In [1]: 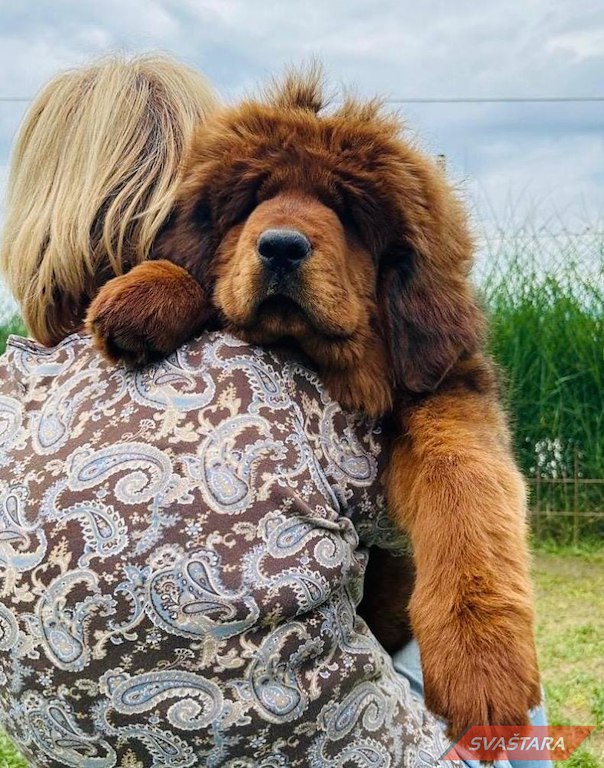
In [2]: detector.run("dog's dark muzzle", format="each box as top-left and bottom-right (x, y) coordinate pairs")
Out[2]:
(257, 229), (311, 276)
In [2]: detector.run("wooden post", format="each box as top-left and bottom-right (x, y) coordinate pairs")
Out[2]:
(573, 447), (580, 547)
(535, 469), (541, 541)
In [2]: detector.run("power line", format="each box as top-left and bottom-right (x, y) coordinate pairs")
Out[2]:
(478, 230), (604, 240)
(387, 96), (604, 104)
(1, 95), (604, 104)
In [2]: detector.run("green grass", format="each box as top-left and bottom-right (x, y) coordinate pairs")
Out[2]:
(484, 253), (603, 482)
(0, 731), (27, 768)
(1, 548), (602, 766)
(0, 315), (26, 353)
(532, 545), (604, 766)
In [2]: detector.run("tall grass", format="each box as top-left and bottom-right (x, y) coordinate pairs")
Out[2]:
(479, 229), (603, 541)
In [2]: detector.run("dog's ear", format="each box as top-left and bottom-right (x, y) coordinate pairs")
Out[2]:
(379, 158), (485, 393)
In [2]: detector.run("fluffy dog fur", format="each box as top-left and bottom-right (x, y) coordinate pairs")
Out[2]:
(86, 69), (540, 737)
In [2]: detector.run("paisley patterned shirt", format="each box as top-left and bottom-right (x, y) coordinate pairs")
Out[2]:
(0, 331), (454, 768)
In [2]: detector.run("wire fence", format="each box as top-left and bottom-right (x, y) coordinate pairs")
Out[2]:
(529, 467), (604, 544)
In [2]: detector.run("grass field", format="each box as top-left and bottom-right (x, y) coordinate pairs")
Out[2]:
(0, 547), (601, 767)
(533, 545), (604, 767)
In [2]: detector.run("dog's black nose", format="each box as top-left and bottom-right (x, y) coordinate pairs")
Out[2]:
(257, 229), (311, 274)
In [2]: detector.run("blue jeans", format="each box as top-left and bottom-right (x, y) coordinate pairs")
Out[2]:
(392, 640), (552, 768)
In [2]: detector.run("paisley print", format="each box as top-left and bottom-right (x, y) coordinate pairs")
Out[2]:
(0, 331), (457, 767)
(0, 601), (18, 651)
(147, 548), (261, 640)
(194, 415), (287, 514)
(0, 484), (48, 572)
(0, 394), (23, 454)
(19, 692), (117, 768)
(109, 669), (223, 729)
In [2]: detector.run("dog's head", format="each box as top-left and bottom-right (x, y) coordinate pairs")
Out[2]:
(156, 69), (485, 395)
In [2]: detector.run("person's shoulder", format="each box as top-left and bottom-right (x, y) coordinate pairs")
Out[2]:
(181, 330), (312, 368)
(2, 331), (86, 379)
(180, 330), (324, 394)
(181, 330), (291, 364)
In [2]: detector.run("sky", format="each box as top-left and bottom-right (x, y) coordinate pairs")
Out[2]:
(0, 0), (603, 317)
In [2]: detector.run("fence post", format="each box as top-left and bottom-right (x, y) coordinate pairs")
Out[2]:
(534, 469), (541, 540)
(573, 447), (579, 547)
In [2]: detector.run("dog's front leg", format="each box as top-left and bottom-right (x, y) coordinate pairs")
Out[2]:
(387, 385), (541, 739)
(86, 260), (212, 366)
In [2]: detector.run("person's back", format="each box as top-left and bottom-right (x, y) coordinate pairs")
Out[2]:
(0, 53), (459, 767)
(0, 328), (455, 766)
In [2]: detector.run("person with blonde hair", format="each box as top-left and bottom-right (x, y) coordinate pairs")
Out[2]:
(1, 54), (217, 345)
(0, 54), (475, 767)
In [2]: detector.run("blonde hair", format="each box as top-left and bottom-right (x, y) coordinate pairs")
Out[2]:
(0, 54), (218, 345)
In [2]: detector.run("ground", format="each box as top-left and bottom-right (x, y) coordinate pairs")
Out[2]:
(0, 547), (602, 767)
(533, 545), (604, 767)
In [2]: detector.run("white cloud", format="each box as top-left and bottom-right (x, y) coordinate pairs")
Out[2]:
(547, 28), (604, 62)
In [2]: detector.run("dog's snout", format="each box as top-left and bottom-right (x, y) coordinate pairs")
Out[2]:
(257, 229), (311, 274)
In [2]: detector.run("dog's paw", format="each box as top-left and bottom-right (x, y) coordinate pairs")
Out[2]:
(85, 260), (209, 367)
(420, 623), (541, 741)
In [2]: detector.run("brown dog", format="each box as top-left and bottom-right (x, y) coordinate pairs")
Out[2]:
(86, 69), (540, 738)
